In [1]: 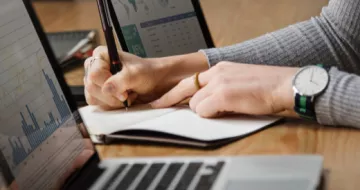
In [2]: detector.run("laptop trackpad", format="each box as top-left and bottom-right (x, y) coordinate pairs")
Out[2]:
(225, 178), (312, 190)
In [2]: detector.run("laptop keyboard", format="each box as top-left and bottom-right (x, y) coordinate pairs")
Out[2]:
(135, 163), (164, 190)
(116, 163), (146, 189)
(95, 160), (225, 190)
(155, 162), (183, 190)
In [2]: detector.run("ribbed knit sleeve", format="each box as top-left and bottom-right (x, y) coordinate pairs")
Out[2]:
(315, 67), (360, 127)
(200, 0), (360, 128)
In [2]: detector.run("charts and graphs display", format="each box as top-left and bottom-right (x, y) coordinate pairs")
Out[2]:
(0, 0), (85, 189)
(111, 0), (209, 57)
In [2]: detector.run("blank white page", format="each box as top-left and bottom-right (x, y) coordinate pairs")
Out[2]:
(79, 104), (178, 135)
(79, 104), (280, 141)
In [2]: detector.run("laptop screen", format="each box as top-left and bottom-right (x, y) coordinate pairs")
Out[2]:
(110, 0), (210, 58)
(0, 0), (95, 189)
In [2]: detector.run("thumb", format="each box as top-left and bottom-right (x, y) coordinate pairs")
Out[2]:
(102, 72), (131, 102)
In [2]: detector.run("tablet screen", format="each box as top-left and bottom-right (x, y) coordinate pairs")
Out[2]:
(111, 0), (210, 58)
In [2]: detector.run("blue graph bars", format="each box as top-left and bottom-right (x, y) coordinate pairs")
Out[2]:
(43, 70), (70, 119)
(9, 70), (71, 166)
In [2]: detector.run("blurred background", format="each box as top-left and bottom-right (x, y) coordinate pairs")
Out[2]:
(31, 0), (329, 86)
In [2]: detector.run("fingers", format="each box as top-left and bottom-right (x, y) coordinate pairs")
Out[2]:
(189, 82), (215, 111)
(150, 77), (197, 108)
(84, 54), (111, 84)
(85, 80), (125, 108)
(87, 58), (112, 86)
(150, 69), (214, 108)
(195, 95), (222, 118)
(92, 46), (110, 62)
(102, 72), (131, 102)
(84, 88), (106, 106)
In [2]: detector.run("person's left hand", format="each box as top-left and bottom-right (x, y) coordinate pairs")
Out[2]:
(150, 61), (300, 118)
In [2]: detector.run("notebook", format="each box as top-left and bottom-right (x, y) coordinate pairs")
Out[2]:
(79, 104), (281, 148)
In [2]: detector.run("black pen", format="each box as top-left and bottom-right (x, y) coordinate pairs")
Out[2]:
(96, 0), (129, 109)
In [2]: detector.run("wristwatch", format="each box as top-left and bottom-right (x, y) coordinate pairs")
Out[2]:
(292, 65), (330, 120)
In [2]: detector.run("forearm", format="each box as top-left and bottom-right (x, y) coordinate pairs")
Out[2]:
(315, 68), (360, 128)
(200, 0), (360, 75)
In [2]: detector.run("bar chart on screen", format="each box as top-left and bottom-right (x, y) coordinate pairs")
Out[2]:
(8, 69), (72, 166)
(0, 1), (84, 189)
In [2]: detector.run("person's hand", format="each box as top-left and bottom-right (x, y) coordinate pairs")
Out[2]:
(150, 61), (300, 118)
(84, 46), (208, 109)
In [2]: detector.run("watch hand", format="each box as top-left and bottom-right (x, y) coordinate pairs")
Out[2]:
(311, 81), (319, 86)
(310, 69), (314, 82)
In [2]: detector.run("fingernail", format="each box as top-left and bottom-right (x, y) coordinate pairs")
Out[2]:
(149, 100), (160, 107)
(103, 83), (114, 94)
(117, 94), (126, 102)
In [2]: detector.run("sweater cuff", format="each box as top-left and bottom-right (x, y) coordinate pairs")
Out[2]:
(315, 67), (360, 127)
(198, 48), (223, 67)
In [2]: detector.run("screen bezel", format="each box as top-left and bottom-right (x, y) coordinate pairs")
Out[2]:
(22, 0), (100, 187)
(108, 0), (215, 56)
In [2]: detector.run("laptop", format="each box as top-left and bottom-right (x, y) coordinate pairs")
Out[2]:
(0, 0), (325, 190)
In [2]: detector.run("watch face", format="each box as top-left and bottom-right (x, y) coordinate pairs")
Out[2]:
(293, 66), (329, 96)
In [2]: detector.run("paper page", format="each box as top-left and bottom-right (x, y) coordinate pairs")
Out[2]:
(128, 107), (280, 141)
(79, 104), (178, 135)
(79, 104), (280, 141)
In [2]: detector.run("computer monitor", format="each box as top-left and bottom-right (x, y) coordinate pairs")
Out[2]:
(109, 0), (214, 58)
(0, 0), (98, 189)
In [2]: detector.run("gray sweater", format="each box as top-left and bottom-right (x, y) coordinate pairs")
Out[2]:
(200, 0), (360, 128)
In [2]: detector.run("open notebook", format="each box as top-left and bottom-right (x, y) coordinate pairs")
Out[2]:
(79, 104), (281, 148)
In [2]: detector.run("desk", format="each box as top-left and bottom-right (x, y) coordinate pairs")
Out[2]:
(33, 1), (360, 190)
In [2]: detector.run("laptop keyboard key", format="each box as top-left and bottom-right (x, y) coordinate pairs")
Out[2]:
(135, 163), (164, 190)
(155, 162), (183, 190)
(115, 163), (146, 190)
(175, 162), (203, 190)
(195, 161), (225, 190)
(102, 164), (128, 190)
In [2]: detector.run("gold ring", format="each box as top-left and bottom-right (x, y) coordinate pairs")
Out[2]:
(194, 72), (201, 90)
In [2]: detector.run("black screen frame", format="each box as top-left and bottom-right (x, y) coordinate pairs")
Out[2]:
(22, 0), (101, 188)
(191, 0), (215, 48)
(108, 0), (215, 56)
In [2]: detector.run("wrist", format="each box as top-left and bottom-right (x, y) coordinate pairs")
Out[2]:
(159, 52), (209, 85)
(273, 67), (299, 116)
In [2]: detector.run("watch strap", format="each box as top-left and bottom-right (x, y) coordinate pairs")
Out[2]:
(294, 93), (317, 121)
(316, 63), (331, 71)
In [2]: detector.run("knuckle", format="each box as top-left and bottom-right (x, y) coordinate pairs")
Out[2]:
(87, 71), (99, 83)
(213, 74), (228, 85)
(214, 61), (230, 72)
(85, 82), (97, 94)
(84, 57), (92, 68)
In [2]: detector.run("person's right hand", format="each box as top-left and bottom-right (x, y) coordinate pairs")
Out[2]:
(84, 46), (208, 109)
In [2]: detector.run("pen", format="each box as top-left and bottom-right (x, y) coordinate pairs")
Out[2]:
(96, 0), (129, 109)
(60, 31), (96, 63)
